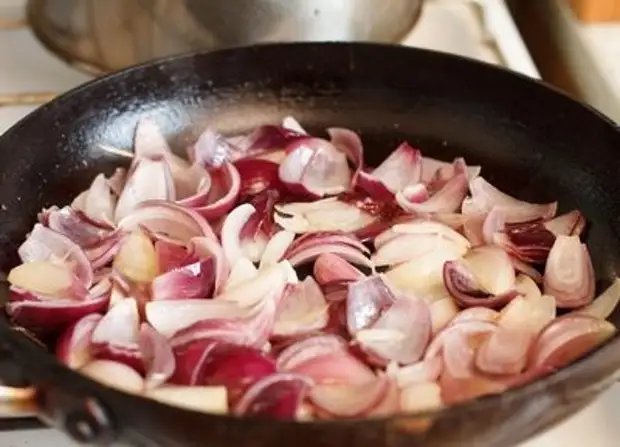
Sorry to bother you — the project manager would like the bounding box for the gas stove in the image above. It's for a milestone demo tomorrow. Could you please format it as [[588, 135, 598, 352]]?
[[0, 1, 617, 446]]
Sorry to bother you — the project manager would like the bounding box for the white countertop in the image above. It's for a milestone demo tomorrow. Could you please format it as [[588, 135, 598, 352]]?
[[0, 1, 617, 446]]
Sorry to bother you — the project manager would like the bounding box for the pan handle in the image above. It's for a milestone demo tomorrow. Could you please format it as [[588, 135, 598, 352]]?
[[0, 328, 117, 444]]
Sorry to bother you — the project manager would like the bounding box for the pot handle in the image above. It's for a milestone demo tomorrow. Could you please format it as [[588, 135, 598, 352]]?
[[0, 328, 117, 444]]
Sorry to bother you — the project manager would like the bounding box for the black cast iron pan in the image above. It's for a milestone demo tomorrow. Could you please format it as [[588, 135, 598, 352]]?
[[0, 43, 620, 447]]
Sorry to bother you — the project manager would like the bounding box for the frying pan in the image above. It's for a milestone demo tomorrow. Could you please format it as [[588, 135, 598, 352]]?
[[0, 42, 619, 447]]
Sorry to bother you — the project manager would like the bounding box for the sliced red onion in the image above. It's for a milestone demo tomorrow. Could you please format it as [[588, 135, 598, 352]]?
[[327, 128, 363, 184], [81, 360, 144, 394], [114, 154, 175, 222], [174, 163, 212, 203], [224, 258, 258, 291], [276, 334, 347, 370], [234, 373, 312, 418], [396, 173, 468, 215], [106, 167, 127, 197], [498, 295, 556, 335], [6, 279, 111, 335], [241, 188, 280, 239], [475, 326, 532, 375], [429, 297, 459, 335], [441, 329, 476, 379], [282, 232, 372, 269], [273, 277, 328, 337], [424, 320, 497, 362], [282, 116, 307, 135], [462, 177, 557, 223], [190, 236, 229, 295], [439, 371, 506, 406], [155, 239, 191, 273], [309, 374, 389, 418], [190, 127, 244, 168], [170, 339, 220, 385], [357, 143, 422, 199], [498, 220, 556, 264], [543, 235, 595, 308], [426, 157, 469, 192], [56, 313, 102, 369], [529, 315, 616, 370], [151, 255, 215, 300], [113, 229, 159, 284], [313, 253, 364, 286], [575, 278, 620, 320], [185, 162, 241, 221], [86, 230, 123, 271], [217, 261, 293, 307], [72, 173, 118, 225], [44, 206, 115, 248], [421, 156, 480, 184], [450, 307, 499, 325], [118, 200, 216, 243], [443, 246, 517, 308], [347, 275, 395, 334], [232, 123, 305, 155], [372, 228, 469, 267], [274, 197, 376, 234], [259, 230, 295, 270], [390, 357, 443, 388], [8, 261, 87, 300], [235, 158, 283, 198], [511, 257, 544, 284], [139, 323, 175, 389], [356, 297, 432, 365], [18, 224, 93, 288], [400, 381, 444, 413], [146, 299, 245, 340], [91, 298, 142, 372], [221, 203, 257, 267], [194, 344, 276, 403], [383, 245, 461, 299], [544, 210, 586, 237], [515, 274, 543, 301], [144, 385, 228, 414]]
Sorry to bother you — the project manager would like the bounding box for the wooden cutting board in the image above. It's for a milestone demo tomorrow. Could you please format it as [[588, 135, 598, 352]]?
[[569, 0, 620, 22]]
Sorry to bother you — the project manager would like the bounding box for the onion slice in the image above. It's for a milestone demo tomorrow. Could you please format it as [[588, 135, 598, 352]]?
[[357, 143, 422, 199], [56, 313, 102, 369], [273, 277, 328, 337], [355, 297, 432, 365], [139, 323, 175, 389], [347, 275, 396, 334], [462, 177, 557, 223], [234, 373, 311, 418], [529, 315, 616, 370], [443, 246, 517, 308], [18, 224, 93, 289], [543, 235, 595, 308], [575, 278, 620, 320]]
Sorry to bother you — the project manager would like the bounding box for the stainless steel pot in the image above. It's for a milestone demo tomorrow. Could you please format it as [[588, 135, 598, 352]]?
[[27, 0, 424, 74]]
